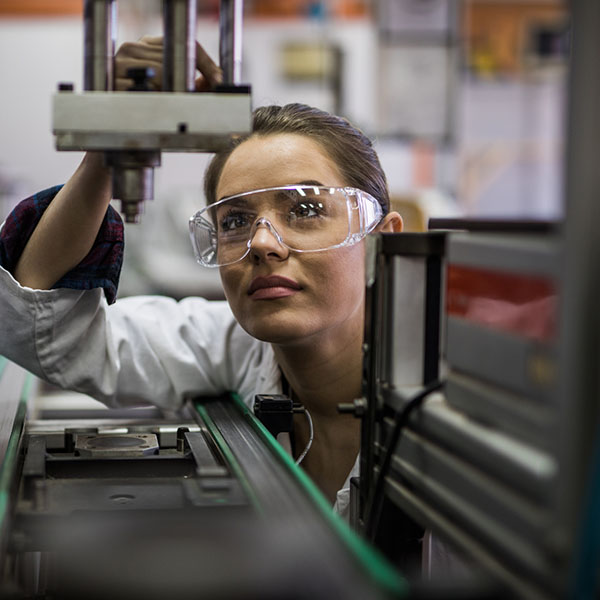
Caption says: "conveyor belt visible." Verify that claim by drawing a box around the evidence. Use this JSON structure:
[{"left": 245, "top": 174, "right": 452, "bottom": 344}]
[
  {"left": 198, "top": 396, "right": 322, "bottom": 516},
  {"left": 0, "top": 359, "right": 32, "bottom": 564},
  {"left": 196, "top": 395, "right": 408, "bottom": 598},
  {"left": 0, "top": 381, "right": 406, "bottom": 599},
  {"left": 0, "top": 359, "right": 29, "bottom": 466}
]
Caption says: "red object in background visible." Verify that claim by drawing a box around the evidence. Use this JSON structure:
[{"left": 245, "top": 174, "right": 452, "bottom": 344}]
[
  {"left": 446, "top": 264, "right": 557, "bottom": 343},
  {"left": 249, "top": 0, "right": 369, "bottom": 18}
]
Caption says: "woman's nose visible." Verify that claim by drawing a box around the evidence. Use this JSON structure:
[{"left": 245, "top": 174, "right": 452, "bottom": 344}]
[{"left": 248, "top": 219, "right": 289, "bottom": 262}]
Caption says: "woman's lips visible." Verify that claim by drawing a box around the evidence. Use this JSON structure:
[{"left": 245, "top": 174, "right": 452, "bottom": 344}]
[{"left": 248, "top": 275, "right": 302, "bottom": 300}]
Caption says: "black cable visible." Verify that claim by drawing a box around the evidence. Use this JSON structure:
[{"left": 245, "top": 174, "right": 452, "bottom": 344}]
[{"left": 364, "top": 379, "right": 445, "bottom": 541}]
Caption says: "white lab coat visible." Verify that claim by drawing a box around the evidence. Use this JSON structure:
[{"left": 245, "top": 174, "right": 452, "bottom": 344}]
[{"left": 0, "top": 262, "right": 356, "bottom": 517}]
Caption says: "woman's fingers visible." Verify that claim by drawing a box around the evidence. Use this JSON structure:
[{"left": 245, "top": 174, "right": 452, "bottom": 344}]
[
  {"left": 114, "top": 36, "right": 223, "bottom": 91},
  {"left": 114, "top": 37, "right": 163, "bottom": 90},
  {"left": 116, "top": 39, "right": 163, "bottom": 62},
  {"left": 196, "top": 41, "right": 223, "bottom": 87},
  {"left": 139, "top": 35, "right": 163, "bottom": 47}
]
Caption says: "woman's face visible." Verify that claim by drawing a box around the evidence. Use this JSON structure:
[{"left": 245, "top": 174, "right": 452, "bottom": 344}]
[{"left": 216, "top": 133, "right": 368, "bottom": 346}]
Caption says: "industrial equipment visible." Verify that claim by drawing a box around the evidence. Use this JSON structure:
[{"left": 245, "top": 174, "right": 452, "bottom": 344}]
[
  {"left": 358, "top": 225, "right": 563, "bottom": 598},
  {"left": 52, "top": 0, "right": 251, "bottom": 223},
  {"left": 5, "top": 0, "right": 600, "bottom": 598},
  {"left": 354, "top": 3, "right": 600, "bottom": 597},
  {"left": 0, "top": 359, "right": 405, "bottom": 598}
]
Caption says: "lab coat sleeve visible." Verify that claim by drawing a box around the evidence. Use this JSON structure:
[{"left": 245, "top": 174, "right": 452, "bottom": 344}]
[{"left": 0, "top": 262, "right": 269, "bottom": 410}]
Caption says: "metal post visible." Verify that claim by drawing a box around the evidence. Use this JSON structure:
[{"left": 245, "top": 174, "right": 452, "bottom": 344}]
[
  {"left": 219, "top": 0, "right": 243, "bottom": 85},
  {"left": 556, "top": 0, "right": 600, "bottom": 571},
  {"left": 83, "top": 0, "right": 116, "bottom": 91},
  {"left": 163, "top": 0, "right": 197, "bottom": 92}
]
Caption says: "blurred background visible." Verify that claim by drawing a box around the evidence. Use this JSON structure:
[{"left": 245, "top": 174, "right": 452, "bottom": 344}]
[{"left": 0, "top": 0, "right": 568, "bottom": 299}]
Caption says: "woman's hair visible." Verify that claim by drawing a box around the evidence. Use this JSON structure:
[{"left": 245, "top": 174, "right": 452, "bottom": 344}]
[{"left": 203, "top": 103, "right": 390, "bottom": 214}]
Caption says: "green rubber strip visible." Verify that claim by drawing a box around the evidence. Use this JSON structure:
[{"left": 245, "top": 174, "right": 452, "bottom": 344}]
[
  {"left": 0, "top": 356, "right": 8, "bottom": 380},
  {"left": 0, "top": 373, "right": 34, "bottom": 532},
  {"left": 230, "top": 392, "right": 409, "bottom": 597}
]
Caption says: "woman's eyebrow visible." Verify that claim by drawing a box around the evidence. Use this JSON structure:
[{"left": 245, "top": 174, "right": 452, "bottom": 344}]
[
  {"left": 216, "top": 196, "right": 250, "bottom": 206},
  {"left": 295, "top": 180, "right": 324, "bottom": 187},
  {"left": 216, "top": 181, "right": 327, "bottom": 202}
]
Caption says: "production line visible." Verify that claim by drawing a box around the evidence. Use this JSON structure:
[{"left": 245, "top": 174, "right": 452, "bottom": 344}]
[
  {"left": 1, "top": 0, "right": 600, "bottom": 598},
  {"left": 0, "top": 218, "right": 588, "bottom": 600},
  {"left": 0, "top": 362, "right": 403, "bottom": 598}
]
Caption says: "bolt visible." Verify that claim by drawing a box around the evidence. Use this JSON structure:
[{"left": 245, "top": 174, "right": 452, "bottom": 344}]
[{"left": 337, "top": 398, "right": 367, "bottom": 418}]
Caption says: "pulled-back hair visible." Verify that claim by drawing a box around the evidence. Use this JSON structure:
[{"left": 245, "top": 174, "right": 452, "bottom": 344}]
[{"left": 203, "top": 103, "right": 390, "bottom": 214}]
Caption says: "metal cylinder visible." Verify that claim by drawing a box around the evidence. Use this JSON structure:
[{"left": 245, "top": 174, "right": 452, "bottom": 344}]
[
  {"left": 219, "top": 0, "right": 243, "bottom": 85},
  {"left": 83, "top": 0, "right": 116, "bottom": 91},
  {"left": 163, "top": 0, "right": 197, "bottom": 92},
  {"left": 105, "top": 151, "right": 161, "bottom": 223}
]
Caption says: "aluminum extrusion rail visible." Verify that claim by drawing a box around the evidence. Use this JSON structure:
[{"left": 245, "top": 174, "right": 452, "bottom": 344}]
[
  {"left": 194, "top": 394, "right": 408, "bottom": 599},
  {"left": 0, "top": 359, "right": 34, "bottom": 564}
]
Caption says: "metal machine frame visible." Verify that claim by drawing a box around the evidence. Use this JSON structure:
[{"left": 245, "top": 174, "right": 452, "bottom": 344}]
[
  {"left": 0, "top": 361, "right": 405, "bottom": 598},
  {"left": 355, "top": 2, "right": 600, "bottom": 598},
  {"left": 52, "top": 0, "right": 252, "bottom": 222}
]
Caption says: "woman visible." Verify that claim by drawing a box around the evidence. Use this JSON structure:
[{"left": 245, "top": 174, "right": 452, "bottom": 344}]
[{"left": 0, "top": 38, "right": 402, "bottom": 512}]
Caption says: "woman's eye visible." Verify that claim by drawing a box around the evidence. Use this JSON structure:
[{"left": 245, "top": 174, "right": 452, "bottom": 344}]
[
  {"left": 290, "top": 201, "right": 324, "bottom": 220},
  {"left": 220, "top": 212, "right": 251, "bottom": 232}
]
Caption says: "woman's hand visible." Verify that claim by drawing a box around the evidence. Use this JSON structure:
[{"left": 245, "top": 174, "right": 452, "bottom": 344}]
[
  {"left": 13, "top": 35, "right": 223, "bottom": 290},
  {"left": 114, "top": 35, "right": 223, "bottom": 91}
]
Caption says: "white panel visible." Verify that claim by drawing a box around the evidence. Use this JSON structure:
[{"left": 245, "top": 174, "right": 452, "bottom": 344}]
[{"left": 391, "top": 255, "right": 426, "bottom": 386}]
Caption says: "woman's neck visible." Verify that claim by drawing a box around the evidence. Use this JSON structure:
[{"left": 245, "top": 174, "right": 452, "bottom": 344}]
[
  {"left": 271, "top": 323, "right": 364, "bottom": 503},
  {"left": 272, "top": 321, "right": 364, "bottom": 416}
]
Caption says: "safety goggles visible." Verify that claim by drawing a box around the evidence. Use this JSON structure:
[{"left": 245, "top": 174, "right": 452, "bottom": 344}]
[{"left": 188, "top": 185, "right": 383, "bottom": 268}]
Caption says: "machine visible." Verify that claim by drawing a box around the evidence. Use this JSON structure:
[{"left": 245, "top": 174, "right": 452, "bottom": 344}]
[
  {"left": 0, "top": 360, "right": 405, "bottom": 598},
  {"left": 352, "top": 2, "right": 600, "bottom": 598},
  {"left": 0, "top": 2, "right": 406, "bottom": 597},
  {"left": 357, "top": 224, "right": 562, "bottom": 598},
  {"left": 3, "top": 0, "right": 600, "bottom": 598},
  {"left": 52, "top": 0, "right": 251, "bottom": 222}
]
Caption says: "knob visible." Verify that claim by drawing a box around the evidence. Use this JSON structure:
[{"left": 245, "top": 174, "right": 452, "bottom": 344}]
[{"left": 127, "top": 67, "right": 156, "bottom": 92}]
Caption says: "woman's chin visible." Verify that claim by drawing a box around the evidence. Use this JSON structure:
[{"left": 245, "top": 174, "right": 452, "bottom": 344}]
[{"left": 241, "top": 317, "right": 319, "bottom": 346}]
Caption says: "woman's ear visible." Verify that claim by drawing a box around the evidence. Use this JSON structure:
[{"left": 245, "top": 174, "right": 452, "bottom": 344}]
[{"left": 377, "top": 211, "right": 403, "bottom": 233}]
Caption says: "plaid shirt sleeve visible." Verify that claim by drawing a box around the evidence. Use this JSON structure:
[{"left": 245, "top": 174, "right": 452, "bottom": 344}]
[{"left": 0, "top": 185, "right": 124, "bottom": 304}]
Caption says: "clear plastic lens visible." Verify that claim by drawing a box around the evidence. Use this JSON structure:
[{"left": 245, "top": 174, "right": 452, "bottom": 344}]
[{"left": 189, "top": 185, "right": 382, "bottom": 267}]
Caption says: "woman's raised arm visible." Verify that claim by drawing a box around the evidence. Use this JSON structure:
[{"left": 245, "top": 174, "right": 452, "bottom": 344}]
[
  {"left": 13, "top": 36, "right": 222, "bottom": 291},
  {"left": 13, "top": 152, "right": 112, "bottom": 290}
]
